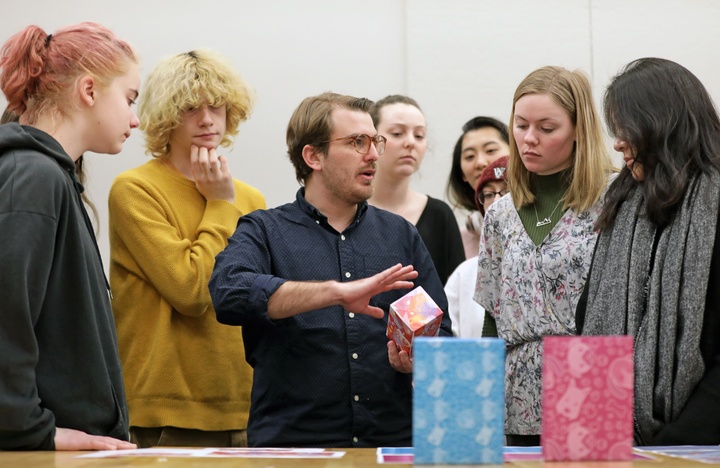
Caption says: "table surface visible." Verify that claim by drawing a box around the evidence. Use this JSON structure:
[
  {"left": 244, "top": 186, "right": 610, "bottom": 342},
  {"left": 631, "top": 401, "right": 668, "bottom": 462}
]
[{"left": 1, "top": 447, "right": 718, "bottom": 467}]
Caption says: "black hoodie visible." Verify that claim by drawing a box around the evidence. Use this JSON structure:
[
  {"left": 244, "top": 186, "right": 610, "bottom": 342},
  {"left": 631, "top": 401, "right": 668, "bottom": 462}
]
[{"left": 0, "top": 123, "right": 129, "bottom": 450}]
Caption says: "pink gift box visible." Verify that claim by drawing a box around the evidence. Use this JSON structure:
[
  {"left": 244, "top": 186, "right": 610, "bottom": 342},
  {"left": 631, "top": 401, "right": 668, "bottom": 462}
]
[
  {"left": 542, "top": 335, "right": 634, "bottom": 462},
  {"left": 386, "top": 286, "right": 443, "bottom": 355}
]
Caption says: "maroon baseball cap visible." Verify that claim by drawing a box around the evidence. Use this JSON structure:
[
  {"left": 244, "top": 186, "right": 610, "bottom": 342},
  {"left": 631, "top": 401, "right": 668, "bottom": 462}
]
[{"left": 475, "top": 156, "right": 509, "bottom": 214}]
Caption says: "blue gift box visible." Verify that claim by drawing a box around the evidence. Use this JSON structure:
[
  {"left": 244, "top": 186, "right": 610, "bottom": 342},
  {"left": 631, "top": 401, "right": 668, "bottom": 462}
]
[{"left": 413, "top": 337, "right": 505, "bottom": 465}]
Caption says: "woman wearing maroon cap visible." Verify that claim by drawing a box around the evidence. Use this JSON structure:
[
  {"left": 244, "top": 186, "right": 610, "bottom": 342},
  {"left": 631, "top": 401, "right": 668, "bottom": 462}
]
[{"left": 445, "top": 156, "right": 508, "bottom": 338}]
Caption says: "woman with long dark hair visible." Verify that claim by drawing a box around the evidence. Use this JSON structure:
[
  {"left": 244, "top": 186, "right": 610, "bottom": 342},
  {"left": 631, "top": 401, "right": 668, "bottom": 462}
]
[{"left": 578, "top": 57, "right": 720, "bottom": 445}]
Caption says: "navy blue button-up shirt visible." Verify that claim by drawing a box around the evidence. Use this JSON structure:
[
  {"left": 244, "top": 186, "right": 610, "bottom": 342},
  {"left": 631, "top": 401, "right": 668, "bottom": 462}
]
[{"left": 210, "top": 189, "right": 452, "bottom": 448}]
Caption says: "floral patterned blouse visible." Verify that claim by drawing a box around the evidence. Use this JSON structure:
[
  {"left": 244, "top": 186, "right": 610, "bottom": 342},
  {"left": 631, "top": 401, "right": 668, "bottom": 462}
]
[{"left": 473, "top": 195, "right": 603, "bottom": 435}]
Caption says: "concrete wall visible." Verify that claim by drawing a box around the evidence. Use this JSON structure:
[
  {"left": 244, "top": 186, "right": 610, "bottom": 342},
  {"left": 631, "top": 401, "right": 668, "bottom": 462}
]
[{"left": 2, "top": 0, "right": 719, "bottom": 267}]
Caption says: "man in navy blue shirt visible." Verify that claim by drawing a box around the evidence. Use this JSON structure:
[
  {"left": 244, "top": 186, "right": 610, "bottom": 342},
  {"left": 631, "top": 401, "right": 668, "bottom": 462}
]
[{"left": 209, "top": 92, "right": 452, "bottom": 448}]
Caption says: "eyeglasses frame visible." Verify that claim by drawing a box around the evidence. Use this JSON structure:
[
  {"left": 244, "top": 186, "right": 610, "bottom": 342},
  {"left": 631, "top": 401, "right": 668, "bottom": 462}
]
[
  {"left": 319, "top": 133, "right": 387, "bottom": 156},
  {"left": 478, "top": 189, "right": 509, "bottom": 206}
]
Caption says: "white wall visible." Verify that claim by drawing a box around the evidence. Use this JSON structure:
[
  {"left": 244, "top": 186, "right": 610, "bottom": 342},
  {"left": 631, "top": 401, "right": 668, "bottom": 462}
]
[{"left": 2, "top": 0, "right": 720, "bottom": 269}]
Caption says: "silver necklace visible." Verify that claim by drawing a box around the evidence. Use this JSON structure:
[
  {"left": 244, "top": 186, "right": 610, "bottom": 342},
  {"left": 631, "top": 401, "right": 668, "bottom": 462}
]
[{"left": 534, "top": 200, "right": 562, "bottom": 227}]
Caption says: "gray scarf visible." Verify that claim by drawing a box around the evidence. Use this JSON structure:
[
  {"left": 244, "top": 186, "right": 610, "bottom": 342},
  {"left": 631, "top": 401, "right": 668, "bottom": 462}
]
[{"left": 582, "top": 170, "right": 720, "bottom": 444}]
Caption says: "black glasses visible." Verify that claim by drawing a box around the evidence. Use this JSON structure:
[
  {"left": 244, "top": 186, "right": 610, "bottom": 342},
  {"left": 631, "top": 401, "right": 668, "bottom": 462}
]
[
  {"left": 321, "top": 133, "right": 386, "bottom": 155},
  {"left": 478, "top": 189, "right": 508, "bottom": 206}
]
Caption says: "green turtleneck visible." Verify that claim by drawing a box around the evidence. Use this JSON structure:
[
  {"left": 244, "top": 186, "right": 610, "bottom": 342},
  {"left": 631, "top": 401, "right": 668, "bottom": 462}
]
[
  {"left": 517, "top": 169, "right": 572, "bottom": 245},
  {"left": 481, "top": 168, "right": 573, "bottom": 338}
]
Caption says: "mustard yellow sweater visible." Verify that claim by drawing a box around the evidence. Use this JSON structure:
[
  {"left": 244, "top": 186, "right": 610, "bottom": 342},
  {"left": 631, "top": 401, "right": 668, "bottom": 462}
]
[{"left": 109, "top": 160, "right": 266, "bottom": 431}]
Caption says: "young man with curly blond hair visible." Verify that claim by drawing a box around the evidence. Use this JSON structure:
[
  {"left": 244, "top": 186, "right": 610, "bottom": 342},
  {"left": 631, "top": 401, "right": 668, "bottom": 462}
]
[{"left": 109, "top": 49, "right": 265, "bottom": 448}]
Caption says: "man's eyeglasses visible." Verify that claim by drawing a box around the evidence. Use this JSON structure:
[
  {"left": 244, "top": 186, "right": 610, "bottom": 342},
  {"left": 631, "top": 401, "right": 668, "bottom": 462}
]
[
  {"left": 477, "top": 189, "right": 509, "bottom": 206},
  {"left": 321, "top": 134, "right": 386, "bottom": 156}
]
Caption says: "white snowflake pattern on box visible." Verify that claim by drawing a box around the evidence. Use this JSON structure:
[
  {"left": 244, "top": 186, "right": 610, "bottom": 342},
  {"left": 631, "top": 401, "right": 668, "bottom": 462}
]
[{"left": 413, "top": 337, "right": 504, "bottom": 464}]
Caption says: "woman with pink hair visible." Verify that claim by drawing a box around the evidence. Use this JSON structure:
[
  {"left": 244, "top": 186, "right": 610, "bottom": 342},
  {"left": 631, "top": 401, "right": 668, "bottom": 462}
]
[{"left": 0, "top": 22, "right": 140, "bottom": 451}]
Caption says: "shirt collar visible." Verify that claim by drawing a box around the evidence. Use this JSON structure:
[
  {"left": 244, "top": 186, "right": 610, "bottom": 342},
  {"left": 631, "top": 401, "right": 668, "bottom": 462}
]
[{"left": 295, "top": 187, "right": 369, "bottom": 229}]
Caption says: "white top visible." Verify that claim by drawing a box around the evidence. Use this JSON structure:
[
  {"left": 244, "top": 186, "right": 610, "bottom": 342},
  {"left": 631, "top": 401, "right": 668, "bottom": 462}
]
[{"left": 444, "top": 257, "right": 485, "bottom": 337}]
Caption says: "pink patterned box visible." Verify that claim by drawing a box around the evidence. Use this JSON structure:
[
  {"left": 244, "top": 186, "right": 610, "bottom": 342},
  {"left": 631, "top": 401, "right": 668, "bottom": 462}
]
[
  {"left": 542, "top": 336, "right": 634, "bottom": 462},
  {"left": 386, "top": 286, "right": 443, "bottom": 355}
]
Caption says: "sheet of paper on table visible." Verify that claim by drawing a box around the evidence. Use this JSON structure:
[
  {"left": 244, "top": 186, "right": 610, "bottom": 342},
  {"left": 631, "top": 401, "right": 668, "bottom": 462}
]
[
  {"left": 375, "top": 447, "right": 658, "bottom": 464},
  {"left": 637, "top": 446, "right": 720, "bottom": 464},
  {"left": 78, "top": 447, "right": 346, "bottom": 459}
]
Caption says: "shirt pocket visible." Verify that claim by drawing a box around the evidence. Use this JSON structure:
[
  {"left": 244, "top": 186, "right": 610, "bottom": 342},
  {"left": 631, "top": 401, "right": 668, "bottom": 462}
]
[{"left": 361, "top": 254, "right": 404, "bottom": 310}]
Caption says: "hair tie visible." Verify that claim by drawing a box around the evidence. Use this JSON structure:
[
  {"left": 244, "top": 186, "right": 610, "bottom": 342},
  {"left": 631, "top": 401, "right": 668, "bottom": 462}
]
[{"left": 45, "top": 34, "right": 52, "bottom": 47}]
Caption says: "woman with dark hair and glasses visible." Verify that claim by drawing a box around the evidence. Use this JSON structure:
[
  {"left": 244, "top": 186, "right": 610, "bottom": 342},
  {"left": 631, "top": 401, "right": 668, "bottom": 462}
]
[
  {"left": 577, "top": 57, "right": 720, "bottom": 445},
  {"left": 446, "top": 116, "right": 511, "bottom": 258},
  {"left": 369, "top": 95, "right": 464, "bottom": 284},
  {"left": 445, "top": 156, "right": 508, "bottom": 337}
]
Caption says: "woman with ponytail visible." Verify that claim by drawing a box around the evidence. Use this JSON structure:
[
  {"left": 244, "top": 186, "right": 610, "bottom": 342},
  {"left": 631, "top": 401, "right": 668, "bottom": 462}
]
[{"left": 0, "top": 23, "right": 140, "bottom": 451}]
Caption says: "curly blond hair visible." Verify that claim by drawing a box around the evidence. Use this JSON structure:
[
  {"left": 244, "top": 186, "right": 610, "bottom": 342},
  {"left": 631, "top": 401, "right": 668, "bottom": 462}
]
[{"left": 139, "top": 49, "right": 254, "bottom": 158}]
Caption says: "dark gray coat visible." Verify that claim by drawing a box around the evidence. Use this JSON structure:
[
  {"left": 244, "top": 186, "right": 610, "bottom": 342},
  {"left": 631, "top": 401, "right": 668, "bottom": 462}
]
[{"left": 0, "top": 123, "right": 129, "bottom": 450}]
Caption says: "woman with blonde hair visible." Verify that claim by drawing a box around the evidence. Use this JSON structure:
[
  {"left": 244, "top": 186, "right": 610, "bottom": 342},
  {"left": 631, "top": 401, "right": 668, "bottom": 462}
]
[
  {"left": 0, "top": 22, "right": 140, "bottom": 451},
  {"left": 109, "top": 49, "right": 266, "bottom": 447},
  {"left": 475, "top": 66, "right": 615, "bottom": 445}
]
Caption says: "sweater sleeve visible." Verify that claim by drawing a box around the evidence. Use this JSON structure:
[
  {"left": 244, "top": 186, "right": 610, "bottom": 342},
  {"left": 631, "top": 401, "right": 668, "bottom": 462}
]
[
  {"left": 0, "top": 211, "right": 57, "bottom": 450},
  {"left": 108, "top": 175, "right": 243, "bottom": 317}
]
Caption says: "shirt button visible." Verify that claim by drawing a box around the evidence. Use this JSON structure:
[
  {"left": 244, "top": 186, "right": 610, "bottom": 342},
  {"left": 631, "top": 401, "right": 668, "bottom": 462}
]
[
  {"left": 348, "top": 312, "right": 355, "bottom": 318},
  {"left": 341, "top": 234, "right": 346, "bottom": 240},
  {"left": 315, "top": 220, "right": 320, "bottom": 224},
  {"left": 354, "top": 395, "right": 359, "bottom": 402},
  {"left": 345, "top": 272, "right": 351, "bottom": 278},
  {"left": 353, "top": 436, "right": 359, "bottom": 443},
  {"left": 352, "top": 353, "right": 358, "bottom": 359}
]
